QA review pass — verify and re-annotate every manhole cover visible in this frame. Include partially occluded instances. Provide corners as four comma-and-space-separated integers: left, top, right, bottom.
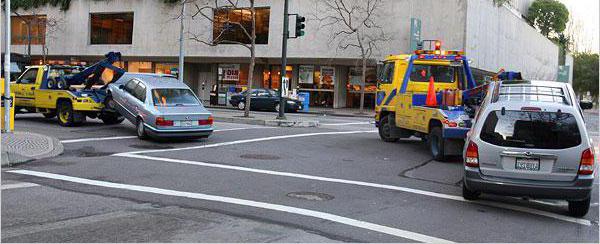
129, 144, 174, 150
240, 154, 280, 160
286, 192, 334, 201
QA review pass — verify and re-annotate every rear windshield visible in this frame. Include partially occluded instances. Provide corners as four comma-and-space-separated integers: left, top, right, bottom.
410, 64, 454, 83
152, 89, 200, 107
480, 110, 581, 149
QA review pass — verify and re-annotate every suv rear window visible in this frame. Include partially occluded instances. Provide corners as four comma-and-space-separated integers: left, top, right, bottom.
480, 110, 581, 149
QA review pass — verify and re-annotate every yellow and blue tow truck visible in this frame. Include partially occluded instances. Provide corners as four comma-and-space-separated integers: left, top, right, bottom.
10, 52, 126, 126
375, 41, 483, 160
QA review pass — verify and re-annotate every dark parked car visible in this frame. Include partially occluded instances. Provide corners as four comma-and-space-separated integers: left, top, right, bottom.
229, 89, 303, 112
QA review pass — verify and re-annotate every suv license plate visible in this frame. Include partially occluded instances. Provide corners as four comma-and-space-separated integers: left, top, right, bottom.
515, 158, 540, 171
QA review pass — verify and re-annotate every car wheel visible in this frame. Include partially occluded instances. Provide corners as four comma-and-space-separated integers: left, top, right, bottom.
136, 119, 147, 139
462, 183, 480, 200
238, 101, 246, 110
429, 126, 447, 161
568, 197, 590, 217
274, 103, 280, 113
378, 115, 399, 142
101, 113, 124, 125
42, 111, 56, 119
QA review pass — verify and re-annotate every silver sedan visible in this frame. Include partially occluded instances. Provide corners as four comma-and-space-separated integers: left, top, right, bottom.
107, 73, 213, 139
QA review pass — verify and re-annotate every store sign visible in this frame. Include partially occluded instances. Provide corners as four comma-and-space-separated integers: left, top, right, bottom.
220, 64, 240, 81
299, 65, 314, 84
320, 66, 335, 85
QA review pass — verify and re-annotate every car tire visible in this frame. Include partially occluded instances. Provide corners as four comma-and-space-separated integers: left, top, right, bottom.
136, 119, 147, 139
101, 113, 124, 125
378, 115, 399, 142
57, 101, 81, 127
274, 103, 280, 113
568, 197, 591, 217
462, 183, 480, 200
429, 126, 447, 161
238, 101, 246, 110
42, 111, 56, 119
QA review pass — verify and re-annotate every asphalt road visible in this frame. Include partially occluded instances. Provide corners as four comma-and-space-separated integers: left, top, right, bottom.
2, 110, 599, 242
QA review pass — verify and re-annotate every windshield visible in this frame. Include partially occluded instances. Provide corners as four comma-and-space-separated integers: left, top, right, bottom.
410, 64, 454, 83
480, 110, 581, 149
152, 89, 200, 107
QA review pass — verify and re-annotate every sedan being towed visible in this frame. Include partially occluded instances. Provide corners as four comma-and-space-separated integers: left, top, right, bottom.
229, 89, 303, 112
107, 73, 213, 139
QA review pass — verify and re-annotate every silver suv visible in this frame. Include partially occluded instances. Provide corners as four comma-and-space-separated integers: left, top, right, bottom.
463, 80, 595, 217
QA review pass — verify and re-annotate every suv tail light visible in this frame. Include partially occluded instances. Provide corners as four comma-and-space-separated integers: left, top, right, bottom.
578, 148, 595, 175
199, 116, 214, 125
156, 117, 174, 126
465, 141, 479, 167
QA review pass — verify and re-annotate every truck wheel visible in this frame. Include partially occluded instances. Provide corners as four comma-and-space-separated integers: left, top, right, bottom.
568, 197, 590, 217
42, 111, 56, 119
429, 126, 447, 161
136, 119, 147, 139
101, 113, 124, 125
379, 115, 399, 142
462, 183, 480, 200
57, 101, 84, 127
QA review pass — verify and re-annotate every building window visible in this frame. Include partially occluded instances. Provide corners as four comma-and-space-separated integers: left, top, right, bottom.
90, 13, 134, 45
11, 15, 46, 45
213, 7, 269, 45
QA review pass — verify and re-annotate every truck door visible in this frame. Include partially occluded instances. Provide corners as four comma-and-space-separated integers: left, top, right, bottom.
376, 61, 396, 109
395, 60, 414, 128
14, 67, 40, 108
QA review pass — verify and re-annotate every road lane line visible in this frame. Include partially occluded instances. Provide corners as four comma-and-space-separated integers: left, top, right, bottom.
115, 130, 378, 155
60, 127, 273, 144
117, 153, 593, 226
1, 182, 40, 190
7, 169, 453, 243
320, 122, 373, 126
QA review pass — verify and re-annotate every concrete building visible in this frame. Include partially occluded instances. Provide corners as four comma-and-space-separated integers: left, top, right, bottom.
2, 0, 559, 109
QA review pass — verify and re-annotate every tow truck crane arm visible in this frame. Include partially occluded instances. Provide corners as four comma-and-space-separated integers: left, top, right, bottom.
65, 52, 125, 90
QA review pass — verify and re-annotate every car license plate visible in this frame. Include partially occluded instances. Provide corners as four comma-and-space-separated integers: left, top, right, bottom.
176, 120, 196, 127
515, 157, 540, 171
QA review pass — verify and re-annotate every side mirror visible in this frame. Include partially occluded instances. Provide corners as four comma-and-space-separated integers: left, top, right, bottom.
580, 100, 594, 110
119, 84, 125, 90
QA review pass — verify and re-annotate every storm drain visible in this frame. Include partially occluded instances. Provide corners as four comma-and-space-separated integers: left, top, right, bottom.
286, 192, 334, 201
240, 154, 281, 160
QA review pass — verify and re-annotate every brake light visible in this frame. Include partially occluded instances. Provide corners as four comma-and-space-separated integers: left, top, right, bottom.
578, 148, 595, 175
199, 116, 214, 125
156, 117, 174, 126
465, 141, 479, 167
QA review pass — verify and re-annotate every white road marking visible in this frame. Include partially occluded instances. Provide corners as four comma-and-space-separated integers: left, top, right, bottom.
116, 130, 378, 155
117, 153, 592, 226
1, 182, 39, 190
7, 169, 453, 243
320, 122, 373, 126
60, 127, 273, 144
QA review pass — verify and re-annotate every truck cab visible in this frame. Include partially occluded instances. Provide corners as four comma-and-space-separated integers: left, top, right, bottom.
375, 42, 478, 160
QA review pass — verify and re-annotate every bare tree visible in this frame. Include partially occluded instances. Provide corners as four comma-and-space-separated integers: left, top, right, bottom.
313, 0, 389, 113
11, 9, 63, 63
186, 0, 257, 117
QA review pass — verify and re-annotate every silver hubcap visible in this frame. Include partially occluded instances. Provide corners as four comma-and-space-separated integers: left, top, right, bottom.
238, 102, 245, 110
275, 104, 280, 112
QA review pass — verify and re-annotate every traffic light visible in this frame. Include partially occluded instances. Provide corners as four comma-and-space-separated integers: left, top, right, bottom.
295, 15, 306, 37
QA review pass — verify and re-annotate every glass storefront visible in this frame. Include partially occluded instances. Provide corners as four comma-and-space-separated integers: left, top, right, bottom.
155, 63, 178, 74
264, 65, 292, 90
297, 65, 334, 107
128, 61, 152, 73
346, 67, 377, 109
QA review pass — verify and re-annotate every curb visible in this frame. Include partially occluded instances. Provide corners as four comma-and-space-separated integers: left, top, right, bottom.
213, 116, 319, 127
1, 132, 64, 167
206, 105, 373, 118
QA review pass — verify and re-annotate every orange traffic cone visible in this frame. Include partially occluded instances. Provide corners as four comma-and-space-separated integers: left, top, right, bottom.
425, 76, 437, 107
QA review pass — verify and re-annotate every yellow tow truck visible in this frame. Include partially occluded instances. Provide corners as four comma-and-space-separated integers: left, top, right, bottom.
375, 41, 481, 160
10, 52, 125, 126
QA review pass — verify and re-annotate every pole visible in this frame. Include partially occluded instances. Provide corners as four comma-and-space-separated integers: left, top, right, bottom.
178, 0, 185, 83
3, 0, 13, 133
277, 0, 289, 120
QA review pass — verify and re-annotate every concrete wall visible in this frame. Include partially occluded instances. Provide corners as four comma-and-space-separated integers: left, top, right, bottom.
465, 0, 559, 80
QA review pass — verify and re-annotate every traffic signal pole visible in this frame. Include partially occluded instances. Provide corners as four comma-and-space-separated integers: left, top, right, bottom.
277, 0, 289, 120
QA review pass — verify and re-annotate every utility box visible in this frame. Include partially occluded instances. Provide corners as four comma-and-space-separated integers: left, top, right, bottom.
298, 92, 310, 113
0, 78, 15, 131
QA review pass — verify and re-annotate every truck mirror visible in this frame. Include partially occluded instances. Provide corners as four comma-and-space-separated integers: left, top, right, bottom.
580, 100, 593, 110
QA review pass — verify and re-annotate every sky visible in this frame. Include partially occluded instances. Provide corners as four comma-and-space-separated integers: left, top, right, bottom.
559, 0, 599, 53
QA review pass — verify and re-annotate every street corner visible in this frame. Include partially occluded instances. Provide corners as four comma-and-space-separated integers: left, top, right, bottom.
1, 131, 63, 167
264, 119, 319, 128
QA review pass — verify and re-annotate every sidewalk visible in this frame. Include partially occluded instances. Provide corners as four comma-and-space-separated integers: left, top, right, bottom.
205, 105, 375, 118
209, 108, 320, 127
1, 131, 63, 166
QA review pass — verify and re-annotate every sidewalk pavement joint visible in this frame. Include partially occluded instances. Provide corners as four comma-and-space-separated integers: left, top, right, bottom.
1, 131, 63, 167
